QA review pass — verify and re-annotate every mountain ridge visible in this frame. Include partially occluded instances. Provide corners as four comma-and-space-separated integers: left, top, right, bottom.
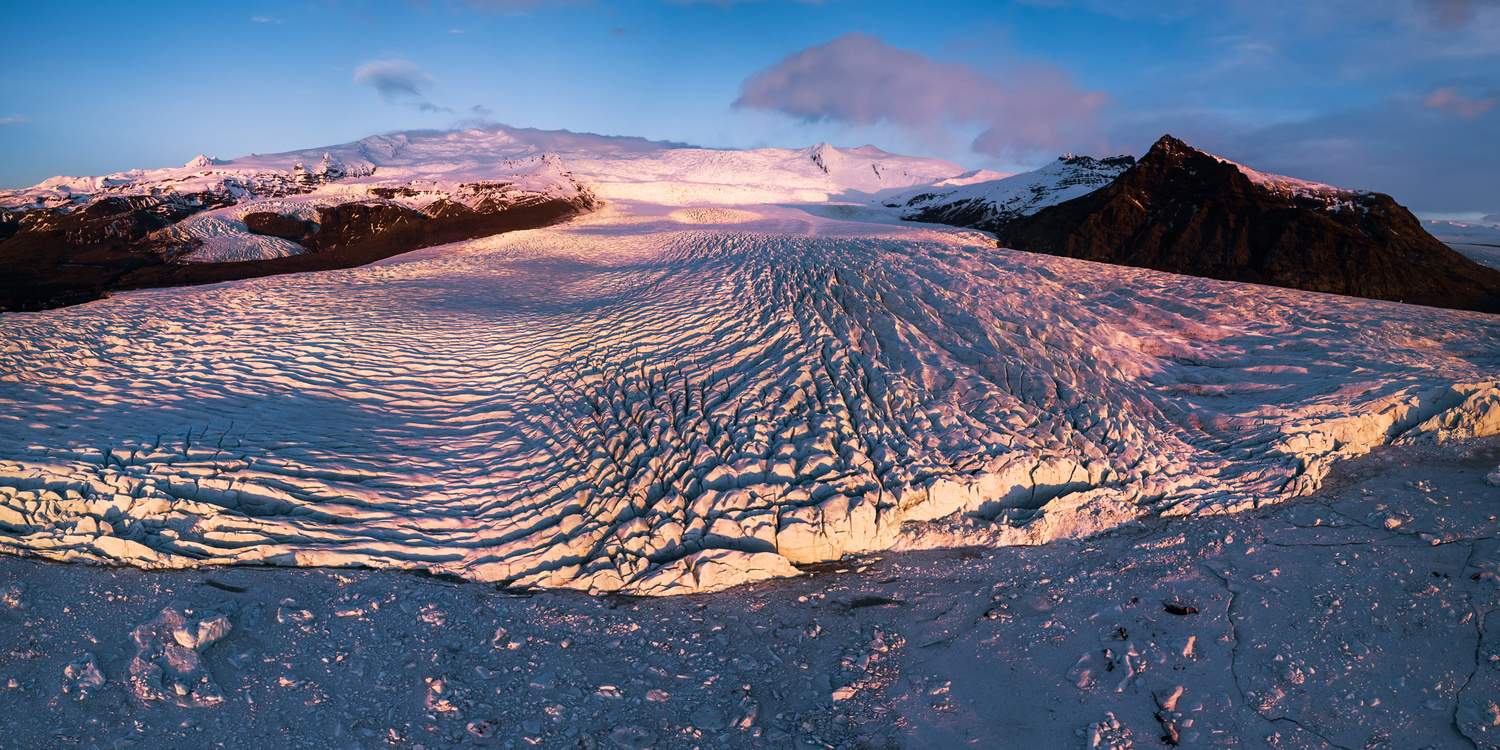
905, 134, 1500, 314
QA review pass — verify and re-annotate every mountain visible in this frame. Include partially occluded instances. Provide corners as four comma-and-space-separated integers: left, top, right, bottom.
0, 132, 604, 312
989, 135, 1500, 313
0, 129, 979, 312
886, 153, 1134, 233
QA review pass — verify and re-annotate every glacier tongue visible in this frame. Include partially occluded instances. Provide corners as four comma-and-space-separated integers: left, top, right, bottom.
2, 197, 1499, 595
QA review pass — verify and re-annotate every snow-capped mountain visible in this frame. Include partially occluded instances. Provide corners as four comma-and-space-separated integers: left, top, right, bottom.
906, 135, 1500, 313
0, 130, 595, 263
0, 131, 609, 311
0, 128, 984, 312
887, 153, 1134, 233
525, 134, 975, 206
0, 131, 591, 217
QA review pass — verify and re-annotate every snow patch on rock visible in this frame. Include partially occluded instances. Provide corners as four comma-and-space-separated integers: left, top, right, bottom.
887, 153, 1132, 232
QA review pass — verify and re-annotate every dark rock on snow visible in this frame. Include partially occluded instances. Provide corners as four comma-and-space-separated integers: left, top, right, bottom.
242, 212, 313, 240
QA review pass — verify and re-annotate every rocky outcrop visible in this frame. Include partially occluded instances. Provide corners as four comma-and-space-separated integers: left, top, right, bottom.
0, 187, 596, 313
0, 193, 234, 311
994, 135, 1500, 313
243, 212, 313, 239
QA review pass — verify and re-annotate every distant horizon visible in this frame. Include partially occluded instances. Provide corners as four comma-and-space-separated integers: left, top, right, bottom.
7, 119, 1495, 226
3, 1, 1497, 217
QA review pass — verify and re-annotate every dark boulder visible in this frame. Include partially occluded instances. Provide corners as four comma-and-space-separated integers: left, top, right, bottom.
243, 212, 313, 240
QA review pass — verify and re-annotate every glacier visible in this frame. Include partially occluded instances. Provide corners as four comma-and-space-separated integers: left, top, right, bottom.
2, 128, 1499, 596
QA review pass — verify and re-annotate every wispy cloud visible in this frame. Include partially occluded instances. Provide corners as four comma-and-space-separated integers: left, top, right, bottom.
354, 59, 453, 112
454, 0, 812, 9
1016, 0, 1495, 28
734, 33, 1109, 160
1422, 0, 1490, 28
1423, 86, 1498, 116
250, 15, 281, 24
0, 116, 27, 126
450, 104, 498, 130
667, 0, 824, 4
456, 0, 591, 12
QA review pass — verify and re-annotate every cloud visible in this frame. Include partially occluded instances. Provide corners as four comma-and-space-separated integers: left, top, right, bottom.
1422, 0, 1490, 27
1423, 86, 1498, 116
667, 0, 824, 4
455, 0, 590, 11
451, 0, 819, 11
354, 59, 453, 112
250, 16, 281, 24
449, 104, 498, 130
0, 116, 26, 126
355, 59, 432, 99
734, 33, 1109, 159
1018, 0, 1494, 27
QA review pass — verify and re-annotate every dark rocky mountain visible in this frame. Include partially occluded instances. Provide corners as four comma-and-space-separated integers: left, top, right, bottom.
0, 184, 595, 313
991, 135, 1500, 313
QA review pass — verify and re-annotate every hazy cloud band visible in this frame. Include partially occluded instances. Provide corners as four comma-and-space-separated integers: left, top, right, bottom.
734, 33, 1109, 160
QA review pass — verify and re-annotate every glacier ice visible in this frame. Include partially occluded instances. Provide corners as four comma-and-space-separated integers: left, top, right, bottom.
2, 138, 1499, 595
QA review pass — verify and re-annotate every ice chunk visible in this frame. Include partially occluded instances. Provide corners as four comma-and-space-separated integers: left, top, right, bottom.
123, 601, 234, 707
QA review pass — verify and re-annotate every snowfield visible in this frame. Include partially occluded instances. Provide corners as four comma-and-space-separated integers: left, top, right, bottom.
3, 131, 1499, 597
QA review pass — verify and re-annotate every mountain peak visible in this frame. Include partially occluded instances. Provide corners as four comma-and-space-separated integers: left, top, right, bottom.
1148, 133, 1194, 154
1139, 134, 1215, 168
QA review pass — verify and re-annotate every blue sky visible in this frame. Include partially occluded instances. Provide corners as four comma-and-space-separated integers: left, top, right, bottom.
2, 0, 1496, 217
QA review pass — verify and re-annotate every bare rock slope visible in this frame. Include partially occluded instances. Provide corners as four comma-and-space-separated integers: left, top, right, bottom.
993, 135, 1500, 313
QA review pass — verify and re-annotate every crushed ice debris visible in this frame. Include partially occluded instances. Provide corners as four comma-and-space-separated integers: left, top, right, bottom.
123, 601, 234, 707
60, 654, 106, 700
609, 726, 656, 750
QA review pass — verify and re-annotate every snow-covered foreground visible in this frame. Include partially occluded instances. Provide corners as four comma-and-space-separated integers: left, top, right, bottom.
2, 436, 1496, 749
2, 200, 1499, 596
